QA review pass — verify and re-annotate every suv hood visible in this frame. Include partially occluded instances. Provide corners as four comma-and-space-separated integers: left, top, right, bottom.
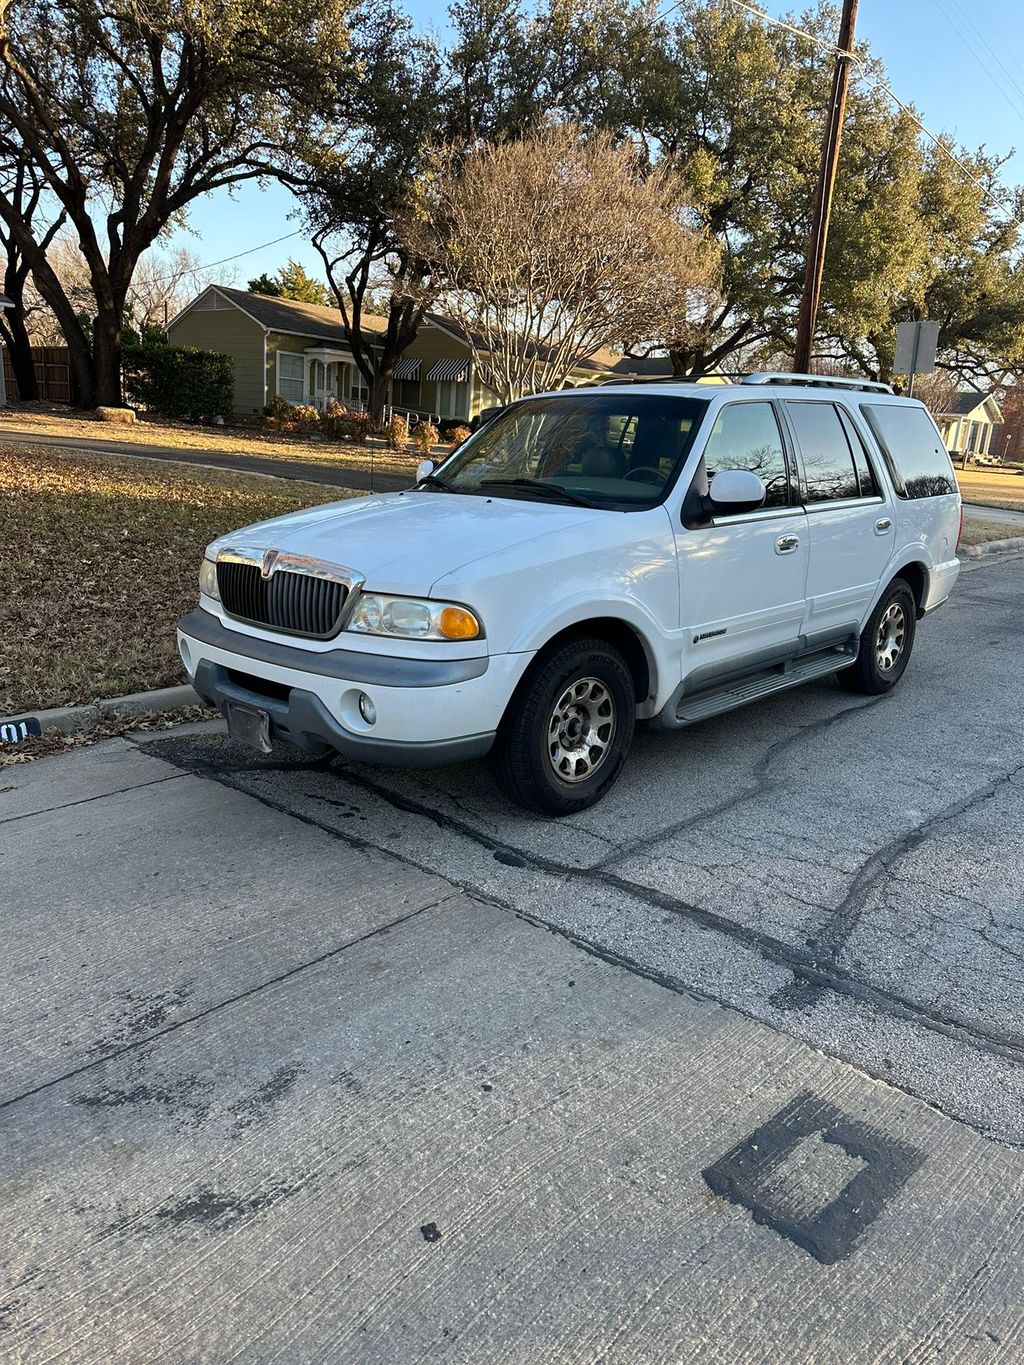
210, 490, 603, 596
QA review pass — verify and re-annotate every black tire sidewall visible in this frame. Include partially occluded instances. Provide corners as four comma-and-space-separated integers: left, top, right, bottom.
863, 580, 916, 692
497, 639, 636, 814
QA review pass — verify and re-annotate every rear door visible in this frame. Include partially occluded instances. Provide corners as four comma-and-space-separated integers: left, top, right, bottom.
781, 400, 895, 645
675, 398, 808, 689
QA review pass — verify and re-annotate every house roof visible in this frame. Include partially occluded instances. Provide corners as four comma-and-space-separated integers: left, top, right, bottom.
425, 313, 615, 373
606, 353, 674, 377
943, 389, 999, 418
213, 286, 391, 345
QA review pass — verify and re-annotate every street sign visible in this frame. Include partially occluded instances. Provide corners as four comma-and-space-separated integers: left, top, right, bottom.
894, 320, 940, 378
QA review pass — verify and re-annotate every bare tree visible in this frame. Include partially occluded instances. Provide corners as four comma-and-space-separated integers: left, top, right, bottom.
0, 0, 362, 407
412, 124, 719, 403
910, 369, 960, 420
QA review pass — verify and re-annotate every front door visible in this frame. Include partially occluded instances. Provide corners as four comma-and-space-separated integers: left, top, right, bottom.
675, 399, 808, 692
311, 361, 336, 411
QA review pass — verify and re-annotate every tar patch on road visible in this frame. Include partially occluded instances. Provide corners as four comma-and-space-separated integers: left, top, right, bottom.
703, 1090, 924, 1265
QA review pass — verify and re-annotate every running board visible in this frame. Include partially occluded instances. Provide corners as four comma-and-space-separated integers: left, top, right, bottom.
662, 642, 858, 728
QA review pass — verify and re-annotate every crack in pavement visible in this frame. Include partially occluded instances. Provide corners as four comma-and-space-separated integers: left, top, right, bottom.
591, 695, 887, 872
145, 735, 1024, 1081
779, 760, 1024, 1011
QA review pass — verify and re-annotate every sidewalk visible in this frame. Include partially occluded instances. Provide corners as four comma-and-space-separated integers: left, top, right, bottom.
2, 732, 1023, 1360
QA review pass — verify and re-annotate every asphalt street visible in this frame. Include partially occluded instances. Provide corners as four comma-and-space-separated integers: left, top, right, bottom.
3, 549, 1024, 1361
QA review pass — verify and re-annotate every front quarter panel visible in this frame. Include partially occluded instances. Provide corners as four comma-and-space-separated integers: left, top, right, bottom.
430, 505, 681, 706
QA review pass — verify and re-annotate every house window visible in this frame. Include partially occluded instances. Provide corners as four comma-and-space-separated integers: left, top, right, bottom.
396, 378, 422, 409
345, 365, 370, 408
436, 379, 469, 418
276, 352, 305, 404
967, 421, 980, 452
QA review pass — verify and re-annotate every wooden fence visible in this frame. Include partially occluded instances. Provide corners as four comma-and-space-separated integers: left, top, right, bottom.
2, 345, 72, 403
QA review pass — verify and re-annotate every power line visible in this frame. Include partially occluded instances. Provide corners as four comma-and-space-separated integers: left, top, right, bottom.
720, 0, 857, 60
935, 0, 1024, 128
147, 228, 303, 286
710, 0, 1023, 230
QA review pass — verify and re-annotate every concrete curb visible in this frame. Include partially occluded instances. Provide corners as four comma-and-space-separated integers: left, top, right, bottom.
1, 683, 203, 742
960, 535, 1024, 558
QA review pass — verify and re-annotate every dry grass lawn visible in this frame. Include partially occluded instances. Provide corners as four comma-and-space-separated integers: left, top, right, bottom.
956, 467, 1024, 512
0, 403, 426, 478
0, 443, 356, 715
959, 516, 1024, 547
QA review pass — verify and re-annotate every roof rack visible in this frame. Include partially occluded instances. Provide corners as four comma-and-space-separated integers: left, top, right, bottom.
741, 371, 894, 395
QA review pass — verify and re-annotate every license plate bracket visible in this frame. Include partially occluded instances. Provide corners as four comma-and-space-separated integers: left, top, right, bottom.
224, 701, 273, 754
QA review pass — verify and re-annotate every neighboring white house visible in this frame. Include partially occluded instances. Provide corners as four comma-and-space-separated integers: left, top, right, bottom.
936, 390, 1003, 458
0, 292, 12, 406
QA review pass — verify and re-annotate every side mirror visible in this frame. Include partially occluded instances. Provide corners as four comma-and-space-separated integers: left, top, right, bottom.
415, 458, 436, 484
707, 469, 766, 516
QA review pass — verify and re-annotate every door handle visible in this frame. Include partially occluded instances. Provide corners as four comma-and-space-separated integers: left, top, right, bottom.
775, 533, 800, 554
875, 517, 893, 534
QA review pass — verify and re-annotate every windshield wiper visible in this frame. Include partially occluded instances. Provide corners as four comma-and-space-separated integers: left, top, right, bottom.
416, 473, 460, 494
479, 478, 599, 509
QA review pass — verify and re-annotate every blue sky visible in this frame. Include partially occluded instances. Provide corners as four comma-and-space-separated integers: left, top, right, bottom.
170, 0, 1024, 292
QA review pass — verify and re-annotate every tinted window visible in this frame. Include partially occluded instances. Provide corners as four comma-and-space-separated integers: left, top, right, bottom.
837, 407, 879, 497
862, 404, 957, 498
438, 393, 708, 509
786, 402, 858, 502
702, 402, 789, 509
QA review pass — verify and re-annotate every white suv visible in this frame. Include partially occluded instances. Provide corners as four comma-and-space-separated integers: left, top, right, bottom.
178, 374, 962, 814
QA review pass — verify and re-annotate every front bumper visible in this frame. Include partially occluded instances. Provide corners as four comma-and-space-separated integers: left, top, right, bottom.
177, 609, 530, 767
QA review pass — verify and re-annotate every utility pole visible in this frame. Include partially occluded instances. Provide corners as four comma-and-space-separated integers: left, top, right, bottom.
792, 0, 859, 373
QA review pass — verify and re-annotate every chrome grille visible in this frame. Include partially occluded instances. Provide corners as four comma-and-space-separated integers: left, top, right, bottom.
217, 559, 350, 639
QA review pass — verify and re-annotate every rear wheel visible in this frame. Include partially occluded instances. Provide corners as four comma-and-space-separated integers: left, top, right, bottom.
491, 636, 636, 815
838, 577, 917, 695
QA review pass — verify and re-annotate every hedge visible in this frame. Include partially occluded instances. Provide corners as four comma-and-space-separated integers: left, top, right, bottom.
123, 342, 234, 421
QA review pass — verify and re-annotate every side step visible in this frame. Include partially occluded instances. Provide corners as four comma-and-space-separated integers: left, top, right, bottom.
665, 642, 857, 728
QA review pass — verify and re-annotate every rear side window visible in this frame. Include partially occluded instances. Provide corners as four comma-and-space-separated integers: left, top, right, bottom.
784, 401, 858, 502
862, 404, 957, 498
702, 402, 790, 509
837, 407, 879, 497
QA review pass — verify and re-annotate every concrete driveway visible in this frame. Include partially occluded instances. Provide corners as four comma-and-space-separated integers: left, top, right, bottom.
3, 550, 1024, 1361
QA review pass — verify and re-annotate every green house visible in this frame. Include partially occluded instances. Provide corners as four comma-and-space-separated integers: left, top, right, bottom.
167, 284, 627, 423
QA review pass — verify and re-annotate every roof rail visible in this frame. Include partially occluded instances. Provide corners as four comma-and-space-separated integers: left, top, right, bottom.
742, 371, 895, 395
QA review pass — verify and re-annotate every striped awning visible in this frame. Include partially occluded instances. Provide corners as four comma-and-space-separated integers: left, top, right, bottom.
426, 357, 470, 383
393, 357, 421, 380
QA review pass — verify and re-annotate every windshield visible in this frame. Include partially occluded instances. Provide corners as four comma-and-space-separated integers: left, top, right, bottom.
430, 393, 710, 510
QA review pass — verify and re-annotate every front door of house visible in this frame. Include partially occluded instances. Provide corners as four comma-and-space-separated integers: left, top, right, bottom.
312, 361, 335, 411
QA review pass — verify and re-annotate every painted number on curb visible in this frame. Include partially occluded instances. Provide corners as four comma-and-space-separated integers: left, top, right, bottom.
0, 719, 42, 744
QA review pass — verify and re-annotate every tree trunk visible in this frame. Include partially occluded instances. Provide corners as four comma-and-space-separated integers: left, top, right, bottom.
368, 369, 391, 427
669, 346, 709, 378
0, 306, 38, 401
92, 311, 123, 407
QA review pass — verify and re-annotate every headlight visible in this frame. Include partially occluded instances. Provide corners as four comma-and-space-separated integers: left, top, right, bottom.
199, 558, 220, 602
346, 594, 481, 641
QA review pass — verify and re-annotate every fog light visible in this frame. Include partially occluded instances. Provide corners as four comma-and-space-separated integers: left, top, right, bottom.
358, 692, 377, 725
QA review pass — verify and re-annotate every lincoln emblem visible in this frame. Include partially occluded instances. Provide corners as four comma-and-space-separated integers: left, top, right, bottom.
261, 549, 281, 579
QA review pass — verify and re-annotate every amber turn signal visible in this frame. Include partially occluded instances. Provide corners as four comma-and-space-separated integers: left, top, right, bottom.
438, 606, 481, 640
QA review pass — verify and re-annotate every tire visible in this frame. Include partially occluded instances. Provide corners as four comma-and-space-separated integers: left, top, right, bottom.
838, 577, 917, 695
491, 636, 636, 815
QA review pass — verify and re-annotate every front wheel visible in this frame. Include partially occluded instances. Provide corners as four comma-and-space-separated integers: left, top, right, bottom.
491, 637, 636, 815
838, 577, 917, 695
